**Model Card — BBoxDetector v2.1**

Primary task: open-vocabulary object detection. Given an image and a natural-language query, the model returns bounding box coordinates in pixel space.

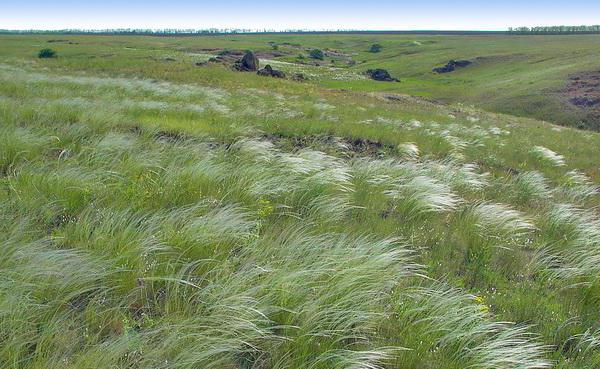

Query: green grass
[1,34,600,369]
[2,33,599,128]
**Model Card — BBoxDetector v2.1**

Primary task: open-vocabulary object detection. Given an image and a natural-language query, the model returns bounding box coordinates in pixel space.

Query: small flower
[474,295,490,314]
[257,198,274,218]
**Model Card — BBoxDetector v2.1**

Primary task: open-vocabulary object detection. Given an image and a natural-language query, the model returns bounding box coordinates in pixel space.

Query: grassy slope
[1,35,600,368]
[3,33,599,128]
[275,33,600,129]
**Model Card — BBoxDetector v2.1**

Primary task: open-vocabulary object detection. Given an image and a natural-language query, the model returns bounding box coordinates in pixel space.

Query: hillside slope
[1,40,600,369]
[2,33,599,129]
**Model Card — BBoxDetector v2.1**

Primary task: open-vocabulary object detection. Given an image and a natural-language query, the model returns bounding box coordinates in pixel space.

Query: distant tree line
[508,25,600,35]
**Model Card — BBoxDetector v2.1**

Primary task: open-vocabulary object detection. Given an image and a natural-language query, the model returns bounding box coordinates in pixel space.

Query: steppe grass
[0,39,599,369]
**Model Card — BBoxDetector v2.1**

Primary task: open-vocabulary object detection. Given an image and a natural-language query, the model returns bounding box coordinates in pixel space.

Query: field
[1,33,600,369]
[2,33,600,129]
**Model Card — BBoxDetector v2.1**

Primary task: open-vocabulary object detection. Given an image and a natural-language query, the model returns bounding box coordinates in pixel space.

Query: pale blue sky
[2,0,599,31]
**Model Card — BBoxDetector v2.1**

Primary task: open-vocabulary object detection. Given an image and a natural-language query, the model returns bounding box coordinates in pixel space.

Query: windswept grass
[0,36,599,369]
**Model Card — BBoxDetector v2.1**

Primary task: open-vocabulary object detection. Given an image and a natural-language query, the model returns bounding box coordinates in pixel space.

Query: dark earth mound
[433,59,472,73]
[564,71,600,129]
[366,69,399,82]
[262,133,393,156]
[47,39,78,44]
[257,65,286,78]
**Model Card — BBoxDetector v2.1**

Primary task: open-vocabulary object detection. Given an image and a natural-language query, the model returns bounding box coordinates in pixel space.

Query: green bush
[309,49,324,60]
[38,48,56,58]
[369,44,382,53]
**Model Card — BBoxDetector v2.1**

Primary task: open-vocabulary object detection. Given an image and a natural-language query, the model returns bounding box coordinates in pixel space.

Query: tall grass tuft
[468,202,537,239]
[530,146,566,167]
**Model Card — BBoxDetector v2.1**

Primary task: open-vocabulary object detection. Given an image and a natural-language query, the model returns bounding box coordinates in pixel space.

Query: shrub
[369,44,383,53]
[38,48,56,58]
[309,49,324,60]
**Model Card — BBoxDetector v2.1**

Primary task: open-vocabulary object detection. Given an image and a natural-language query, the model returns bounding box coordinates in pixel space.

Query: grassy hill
[1,34,600,369]
[1,33,599,128]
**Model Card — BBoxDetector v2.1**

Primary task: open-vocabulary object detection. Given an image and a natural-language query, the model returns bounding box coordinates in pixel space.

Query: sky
[2,0,600,31]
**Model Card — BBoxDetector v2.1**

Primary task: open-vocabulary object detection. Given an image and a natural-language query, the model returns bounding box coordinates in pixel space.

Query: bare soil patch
[563,71,600,129]
[263,133,394,156]
[200,48,289,59]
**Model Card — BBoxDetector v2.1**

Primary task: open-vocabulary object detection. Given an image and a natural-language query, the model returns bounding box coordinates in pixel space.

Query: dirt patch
[375,92,446,108]
[197,49,292,70]
[154,130,187,142]
[263,133,394,156]
[432,54,527,72]
[47,39,78,44]
[343,137,391,155]
[563,71,600,129]
[323,49,352,58]
[433,60,471,73]
[256,51,288,59]
[472,53,528,63]
[200,48,289,60]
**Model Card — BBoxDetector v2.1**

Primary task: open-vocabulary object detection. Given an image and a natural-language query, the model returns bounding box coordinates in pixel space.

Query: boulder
[257,65,286,78]
[234,51,259,71]
[433,59,471,73]
[366,69,399,82]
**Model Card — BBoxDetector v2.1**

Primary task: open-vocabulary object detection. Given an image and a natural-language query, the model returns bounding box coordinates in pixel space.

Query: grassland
[2,33,600,128]
[1,34,600,369]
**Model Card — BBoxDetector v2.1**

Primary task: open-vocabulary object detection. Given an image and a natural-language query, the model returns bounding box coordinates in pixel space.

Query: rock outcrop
[366,69,399,82]
[433,60,471,73]
[234,51,260,72]
[257,65,286,78]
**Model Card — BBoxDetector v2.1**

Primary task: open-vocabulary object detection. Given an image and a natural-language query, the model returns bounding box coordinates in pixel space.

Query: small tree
[309,49,324,60]
[38,48,56,58]
[369,44,382,53]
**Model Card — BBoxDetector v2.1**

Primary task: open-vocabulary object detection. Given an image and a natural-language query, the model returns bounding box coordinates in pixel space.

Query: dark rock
[433,59,471,73]
[433,64,454,73]
[365,69,399,82]
[257,64,286,78]
[234,51,259,71]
